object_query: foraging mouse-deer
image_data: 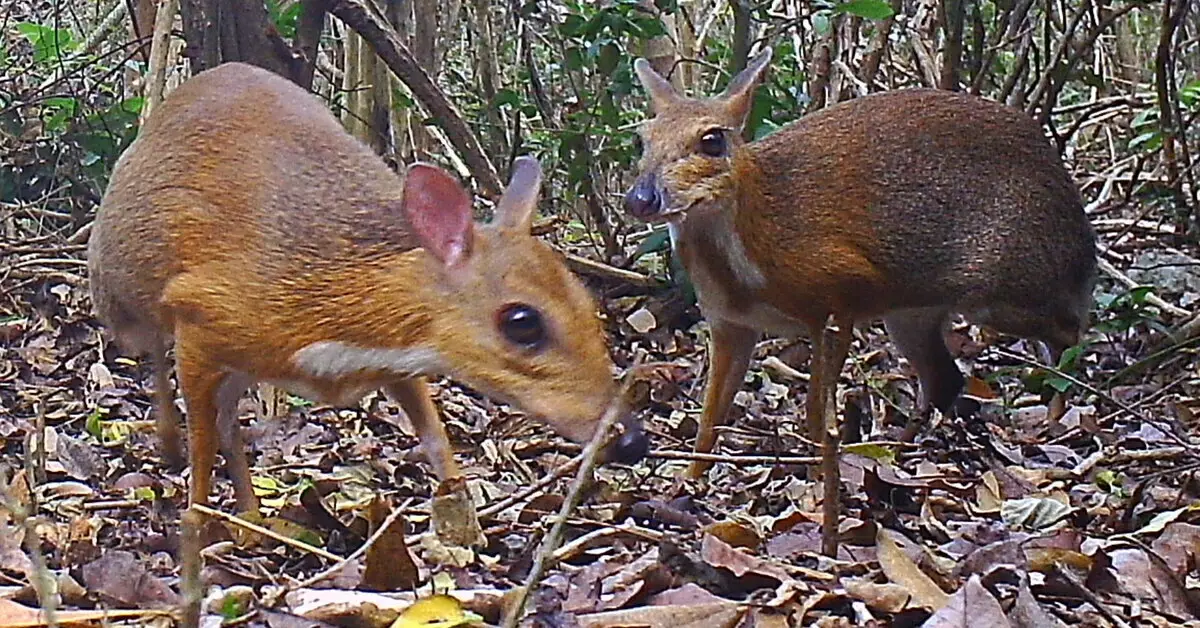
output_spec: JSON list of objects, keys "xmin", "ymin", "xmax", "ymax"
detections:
[
  {"xmin": 89, "ymin": 62, "xmax": 648, "ymax": 526},
  {"xmin": 625, "ymin": 49, "xmax": 1096, "ymax": 479}
]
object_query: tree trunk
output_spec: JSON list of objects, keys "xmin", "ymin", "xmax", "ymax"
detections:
[{"xmin": 178, "ymin": 0, "xmax": 299, "ymax": 80}]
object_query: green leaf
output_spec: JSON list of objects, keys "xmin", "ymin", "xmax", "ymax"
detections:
[
  {"xmin": 812, "ymin": 11, "xmax": 832, "ymax": 36},
  {"xmin": 564, "ymin": 46, "xmax": 585, "ymax": 71},
  {"xmin": 559, "ymin": 13, "xmax": 586, "ymax": 37},
  {"xmin": 597, "ymin": 42, "xmax": 620, "ymax": 76},
  {"xmin": 1044, "ymin": 374, "xmax": 1072, "ymax": 393},
  {"xmin": 493, "ymin": 88, "xmax": 521, "ymax": 108},
  {"xmin": 16, "ymin": 22, "xmax": 77, "ymax": 65},
  {"xmin": 843, "ymin": 442, "xmax": 897, "ymax": 464},
  {"xmin": 833, "ymin": 0, "xmax": 896, "ymax": 20},
  {"xmin": 1181, "ymin": 80, "xmax": 1200, "ymax": 109},
  {"xmin": 631, "ymin": 227, "xmax": 671, "ymax": 262},
  {"xmin": 85, "ymin": 408, "xmax": 104, "ymax": 439}
]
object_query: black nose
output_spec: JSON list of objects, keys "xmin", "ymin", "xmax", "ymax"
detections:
[
  {"xmin": 624, "ymin": 176, "xmax": 661, "ymax": 220},
  {"xmin": 606, "ymin": 418, "xmax": 649, "ymax": 464}
]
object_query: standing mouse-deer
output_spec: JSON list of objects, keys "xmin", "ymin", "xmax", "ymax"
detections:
[
  {"xmin": 88, "ymin": 62, "xmax": 648, "ymax": 538},
  {"xmin": 625, "ymin": 49, "xmax": 1096, "ymax": 481}
]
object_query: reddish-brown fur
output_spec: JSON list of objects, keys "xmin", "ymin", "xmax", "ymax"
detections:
[
  {"xmin": 626, "ymin": 50, "xmax": 1096, "ymax": 478},
  {"xmin": 89, "ymin": 62, "xmax": 645, "ymax": 512}
]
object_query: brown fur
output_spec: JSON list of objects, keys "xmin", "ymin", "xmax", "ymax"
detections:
[
  {"xmin": 89, "ymin": 62, "xmax": 633, "ymax": 509},
  {"xmin": 629, "ymin": 53, "xmax": 1096, "ymax": 476}
]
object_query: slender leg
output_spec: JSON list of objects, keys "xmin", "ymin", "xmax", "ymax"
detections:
[
  {"xmin": 883, "ymin": 308, "xmax": 963, "ymax": 414},
  {"xmin": 689, "ymin": 320, "xmax": 759, "ymax": 479},
  {"xmin": 883, "ymin": 308, "xmax": 963, "ymax": 441},
  {"xmin": 151, "ymin": 346, "xmax": 186, "ymax": 470},
  {"xmin": 385, "ymin": 378, "xmax": 460, "ymax": 481},
  {"xmin": 806, "ymin": 328, "xmax": 827, "ymax": 444},
  {"xmin": 173, "ymin": 336, "xmax": 223, "ymax": 507},
  {"xmin": 385, "ymin": 378, "xmax": 482, "ymax": 547},
  {"xmin": 820, "ymin": 320, "xmax": 853, "ymax": 558},
  {"xmin": 215, "ymin": 373, "xmax": 255, "ymax": 513}
]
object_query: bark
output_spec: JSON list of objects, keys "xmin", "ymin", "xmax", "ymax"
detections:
[
  {"xmin": 730, "ymin": 0, "xmax": 752, "ymax": 74},
  {"xmin": 177, "ymin": 0, "xmax": 299, "ymax": 79},
  {"xmin": 126, "ymin": 0, "xmax": 158, "ymax": 62},
  {"xmin": 330, "ymin": 0, "xmax": 502, "ymax": 197},
  {"xmin": 472, "ymin": 0, "xmax": 507, "ymax": 158},
  {"xmin": 861, "ymin": 0, "xmax": 901, "ymax": 90},
  {"xmin": 294, "ymin": 0, "xmax": 329, "ymax": 89},
  {"xmin": 939, "ymin": 0, "xmax": 964, "ymax": 90}
]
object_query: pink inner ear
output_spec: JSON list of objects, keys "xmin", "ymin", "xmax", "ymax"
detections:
[{"xmin": 403, "ymin": 164, "xmax": 474, "ymax": 266}]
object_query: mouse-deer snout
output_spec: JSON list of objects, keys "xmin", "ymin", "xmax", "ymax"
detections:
[{"xmin": 624, "ymin": 173, "xmax": 663, "ymax": 220}]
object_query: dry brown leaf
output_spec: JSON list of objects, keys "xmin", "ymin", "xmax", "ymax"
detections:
[
  {"xmin": 1107, "ymin": 547, "xmax": 1194, "ymax": 620},
  {"xmin": 1152, "ymin": 522, "xmax": 1200, "ymax": 577},
  {"xmin": 362, "ymin": 504, "xmax": 419, "ymax": 592},
  {"xmin": 921, "ymin": 575, "xmax": 1010, "ymax": 628},
  {"xmin": 1007, "ymin": 577, "xmax": 1066, "ymax": 628},
  {"xmin": 430, "ymin": 477, "xmax": 485, "ymax": 549},
  {"xmin": 843, "ymin": 577, "xmax": 910, "ymax": 613},
  {"xmin": 876, "ymin": 528, "xmax": 949, "ymax": 611},
  {"xmin": 700, "ymin": 534, "xmax": 790, "ymax": 583},
  {"xmin": 576, "ymin": 602, "xmax": 745, "ymax": 628},
  {"xmin": 79, "ymin": 550, "xmax": 179, "ymax": 609},
  {"xmin": 704, "ymin": 521, "xmax": 762, "ymax": 549}
]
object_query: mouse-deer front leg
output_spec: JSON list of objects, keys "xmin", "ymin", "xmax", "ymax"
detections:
[{"xmin": 689, "ymin": 319, "xmax": 759, "ymax": 479}]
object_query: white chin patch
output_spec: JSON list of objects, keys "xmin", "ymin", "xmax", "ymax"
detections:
[{"xmin": 291, "ymin": 341, "xmax": 445, "ymax": 379}]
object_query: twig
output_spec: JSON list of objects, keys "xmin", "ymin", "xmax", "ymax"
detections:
[
  {"xmin": 647, "ymin": 449, "xmax": 821, "ymax": 466},
  {"xmin": 499, "ymin": 399, "xmax": 628, "ymax": 628},
  {"xmin": 1096, "ymin": 257, "xmax": 1191, "ymax": 319},
  {"xmin": 550, "ymin": 522, "xmax": 665, "ymax": 563},
  {"xmin": 478, "ymin": 456, "xmax": 583, "ymax": 518},
  {"xmin": 141, "ymin": 0, "xmax": 180, "ymax": 124},
  {"xmin": 267, "ymin": 500, "xmax": 408, "ymax": 601},
  {"xmin": 180, "ymin": 507, "xmax": 203, "ymax": 628},
  {"xmin": 190, "ymin": 504, "xmax": 343, "ymax": 562},
  {"xmin": 564, "ymin": 253, "xmax": 662, "ymax": 289}
]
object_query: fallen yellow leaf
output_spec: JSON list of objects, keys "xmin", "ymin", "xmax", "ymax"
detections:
[{"xmin": 390, "ymin": 594, "xmax": 484, "ymax": 628}]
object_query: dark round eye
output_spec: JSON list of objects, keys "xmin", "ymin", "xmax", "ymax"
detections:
[
  {"xmin": 698, "ymin": 128, "xmax": 726, "ymax": 157},
  {"xmin": 497, "ymin": 303, "xmax": 547, "ymax": 350}
]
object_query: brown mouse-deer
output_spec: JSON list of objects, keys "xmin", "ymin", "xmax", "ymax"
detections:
[
  {"xmin": 625, "ymin": 49, "xmax": 1096, "ymax": 480},
  {"xmin": 88, "ymin": 62, "xmax": 647, "ymax": 533}
]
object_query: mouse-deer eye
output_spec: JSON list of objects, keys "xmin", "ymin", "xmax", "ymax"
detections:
[
  {"xmin": 497, "ymin": 303, "xmax": 547, "ymax": 351},
  {"xmin": 698, "ymin": 128, "xmax": 727, "ymax": 157}
]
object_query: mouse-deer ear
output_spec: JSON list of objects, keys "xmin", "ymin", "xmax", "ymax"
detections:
[
  {"xmin": 721, "ymin": 47, "xmax": 773, "ymax": 127},
  {"xmin": 493, "ymin": 155, "xmax": 542, "ymax": 233},
  {"xmin": 634, "ymin": 58, "xmax": 681, "ymax": 113},
  {"xmin": 403, "ymin": 163, "xmax": 475, "ymax": 267}
]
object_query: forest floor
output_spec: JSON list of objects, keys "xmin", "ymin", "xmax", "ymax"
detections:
[{"xmin": 4, "ymin": 164, "xmax": 1200, "ymax": 628}]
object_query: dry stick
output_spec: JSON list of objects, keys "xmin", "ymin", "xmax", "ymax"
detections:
[
  {"xmin": 499, "ymin": 401, "xmax": 627, "ymax": 628},
  {"xmin": 648, "ymin": 449, "xmax": 821, "ymax": 466},
  {"xmin": 479, "ymin": 455, "xmax": 583, "ymax": 518},
  {"xmin": 270, "ymin": 500, "xmax": 408, "ymax": 599},
  {"xmin": 1096, "ymin": 257, "xmax": 1192, "ymax": 319},
  {"xmin": 140, "ymin": 0, "xmax": 179, "ymax": 124},
  {"xmin": 179, "ymin": 507, "xmax": 204, "ymax": 628},
  {"xmin": 190, "ymin": 504, "xmax": 343, "ymax": 562}
]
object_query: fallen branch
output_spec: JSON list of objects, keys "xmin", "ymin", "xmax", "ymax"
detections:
[{"xmin": 564, "ymin": 253, "xmax": 663, "ymax": 289}]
